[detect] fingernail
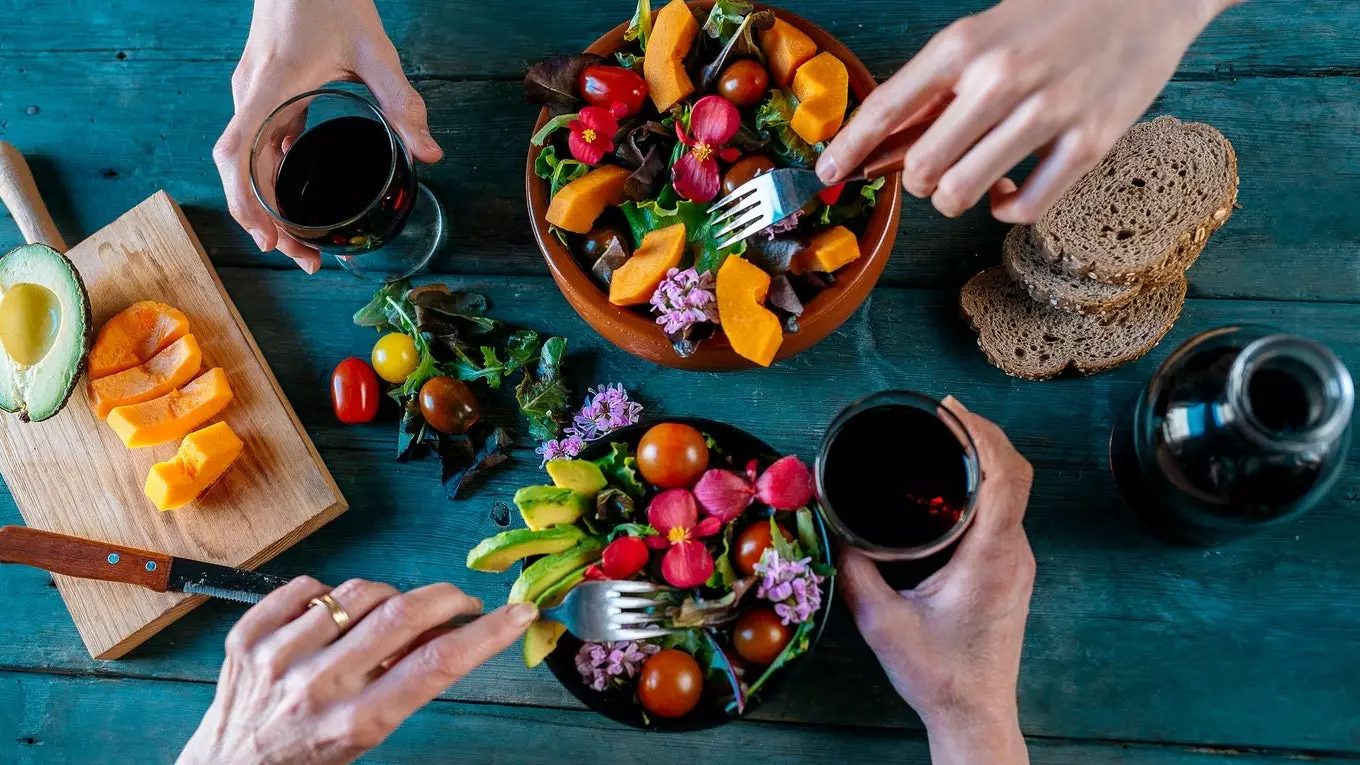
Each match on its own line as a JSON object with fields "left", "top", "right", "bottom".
{"left": 816, "top": 155, "right": 839, "bottom": 184}
{"left": 942, "top": 395, "right": 968, "bottom": 412}
{"left": 248, "top": 229, "right": 269, "bottom": 252}
{"left": 303, "top": 258, "right": 320, "bottom": 275}
{"left": 420, "top": 129, "right": 443, "bottom": 157}
{"left": 510, "top": 603, "right": 538, "bottom": 627}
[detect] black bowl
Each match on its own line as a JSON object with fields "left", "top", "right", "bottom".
{"left": 528, "top": 417, "right": 835, "bottom": 732}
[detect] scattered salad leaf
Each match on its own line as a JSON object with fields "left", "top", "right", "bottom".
{"left": 453, "top": 329, "right": 541, "bottom": 389}
{"left": 439, "top": 424, "right": 515, "bottom": 499}
{"left": 516, "top": 336, "right": 570, "bottom": 441}
{"left": 396, "top": 397, "right": 430, "bottom": 462}
{"left": 624, "top": 0, "right": 653, "bottom": 51}
{"left": 352, "top": 279, "right": 411, "bottom": 330}
{"left": 698, "top": 10, "right": 775, "bottom": 94}
{"left": 525, "top": 54, "right": 608, "bottom": 109}
{"left": 410, "top": 285, "right": 499, "bottom": 335}
{"left": 755, "top": 89, "right": 824, "bottom": 168}
{"left": 593, "top": 442, "right": 648, "bottom": 499}
{"left": 701, "top": 631, "right": 748, "bottom": 714}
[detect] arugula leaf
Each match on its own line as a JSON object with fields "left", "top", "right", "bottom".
{"left": 706, "top": 523, "right": 738, "bottom": 588}
{"left": 795, "top": 507, "right": 821, "bottom": 559}
{"left": 352, "top": 279, "right": 412, "bottom": 331}
{"left": 658, "top": 629, "right": 702, "bottom": 654}
{"left": 701, "top": 0, "right": 753, "bottom": 40}
{"left": 453, "top": 329, "right": 541, "bottom": 389}
{"left": 816, "top": 177, "right": 887, "bottom": 226}
{"left": 592, "top": 442, "right": 647, "bottom": 500}
{"left": 396, "top": 395, "right": 433, "bottom": 461}
{"left": 625, "top": 0, "right": 653, "bottom": 51}
{"left": 439, "top": 424, "right": 515, "bottom": 499}
{"left": 755, "top": 89, "right": 824, "bottom": 168}
{"left": 516, "top": 336, "right": 570, "bottom": 441}
{"left": 770, "top": 515, "right": 802, "bottom": 561}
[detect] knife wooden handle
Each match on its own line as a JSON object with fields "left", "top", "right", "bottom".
{"left": 0, "top": 142, "right": 67, "bottom": 250}
{"left": 0, "top": 526, "right": 172, "bottom": 592}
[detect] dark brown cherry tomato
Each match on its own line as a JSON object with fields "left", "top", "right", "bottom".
{"left": 579, "top": 225, "right": 630, "bottom": 263}
{"left": 638, "top": 649, "right": 704, "bottom": 719}
{"left": 577, "top": 65, "right": 649, "bottom": 117}
{"left": 331, "top": 357, "right": 380, "bottom": 424}
{"left": 418, "top": 376, "right": 481, "bottom": 435}
{"left": 733, "top": 607, "right": 792, "bottom": 666}
{"left": 721, "top": 155, "right": 777, "bottom": 197}
{"left": 717, "top": 59, "right": 770, "bottom": 108}
{"left": 637, "top": 422, "right": 709, "bottom": 488}
{"left": 734, "top": 521, "right": 793, "bottom": 576}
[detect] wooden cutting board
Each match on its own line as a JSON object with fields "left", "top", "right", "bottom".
{"left": 0, "top": 145, "right": 347, "bottom": 659}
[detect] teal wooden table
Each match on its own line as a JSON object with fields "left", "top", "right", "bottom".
{"left": 2, "top": 1, "right": 1359, "bottom": 762}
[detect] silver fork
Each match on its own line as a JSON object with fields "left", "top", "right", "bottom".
{"left": 538, "top": 580, "right": 678, "bottom": 642}
{"left": 709, "top": 121, "right": 933, "bottom": 250}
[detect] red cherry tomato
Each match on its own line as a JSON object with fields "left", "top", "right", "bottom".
{"left": 637, "top": 423, "right": 710, "bottom": 488}
{"left": 418, "top": 376, "right": 481, "bottom": 435}
{"left": 638, "top": 649, "right": 704, "bottom": 718}
{"left": 733, "top": 607, "right": 792, "bottom": 665}
{"left": 578, "top": 65, "right": 649, "bottom": 117}
{"left": 331, "top": 357, "right": 379, "bottom": 424}
{"left": 716, "top": 59, "right": 770, "bottom": 107}
{"left": 600, "top": 535, "right": 650, "bottom": 579}
{"left": 734, "top": 521, "right": 793, "bottom": 576}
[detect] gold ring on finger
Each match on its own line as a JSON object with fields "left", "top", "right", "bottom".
{"left": 308, "top": 593, "right": 352, "bottom": 634}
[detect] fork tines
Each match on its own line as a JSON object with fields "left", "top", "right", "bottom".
{"left": 709, "top": 179, "right": 776, "bottom": 251}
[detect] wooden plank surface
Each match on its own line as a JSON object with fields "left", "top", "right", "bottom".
{"left": 2, "top": 271, "right": 1360, "bottom": 752}
{"left": 7, "top": 673, "right": 1355, "bottom": 765}
{"left": 0, "top": 195, "right": 346, "bottom": 659}
{"left": 1, "top": 64, "right": 1356, "bottom": 302}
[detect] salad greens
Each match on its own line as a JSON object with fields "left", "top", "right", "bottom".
{"left": 754, "top": 89, "right": 824, "bottom": 168}
{"left": 515, "top": 336, "right": 570, "bottom": 442}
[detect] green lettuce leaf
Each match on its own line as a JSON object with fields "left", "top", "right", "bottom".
{"left": 592, "top": 442, "right": 647, "bottom": 499}
{"left": 755, "top": 89, "right": 824, "bottom": 168}
{"left": 616, "top": 51, "right": 644, "bottom": 72}
{"left": 701, "top": 0, "right": 753, "bottom": 40}
{"left": 515, "top": 336, "right": 570, "bottom": 441}
{"left": 625, "top": 0, "right": 653, "bottom": 51}
{"left": 816, "top": 177, "right": 887, "bottom": 226}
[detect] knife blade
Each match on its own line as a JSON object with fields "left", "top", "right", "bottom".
{"left": 0, "top": 525, "right": 292, "bottom": 604}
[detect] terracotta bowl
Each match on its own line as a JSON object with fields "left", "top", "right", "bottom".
{"left": 526, "top": 1, "right": 902, "bottom": 371}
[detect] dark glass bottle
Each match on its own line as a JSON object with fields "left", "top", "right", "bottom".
{"left": 1112, "top": 326, "right": 1354, "bottom": 545}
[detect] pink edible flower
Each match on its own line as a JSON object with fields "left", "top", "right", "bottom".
{"left": 753, "top": 547, "right": 825, "bottom": 626}
{"left": 755, "top": 455, "right": 814, "bottom": 510}
{"left": 646, "top": 489, "right": 723, "bottom": 588}
{"left": 569, "top": 383, "right": 643, "bottom": 441}
{"left": 568, "top": 106, "right": 620, "bottom": 165}
{"left": 672, "top": 95, "right": 743, "bottom": 202}
{"left": 693, "top": 467, "right": 755, "bottom": 522}
{"left": 536, "top": 434, "right": 584, "bottom": 464}
{"left": 650, "top": 267, "right": 719, "bottom": 335}
{"left": 575, "top": 640, "right": 660, "bottom": 692}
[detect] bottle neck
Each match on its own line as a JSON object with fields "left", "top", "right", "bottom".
{"left": 1220, "top": 334, "right": 1354, "bottom": 453}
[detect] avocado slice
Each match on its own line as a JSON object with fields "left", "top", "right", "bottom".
{"left": 523, "top": 564, "right": 590, "bottom": 668}
{"left": 0, "top": 245, "right": 92, "bottom": 423}
{"left": 514, "top": 485, "right": 592, "bottom": 531}
{"left": 509, "top": 536, "right": 604, "bottom": 604}
{"left": 465, "top": 525, "right": 586, "bottom": 573}
{"left": 546, "top": 458, "right": 608, "bottom": 496}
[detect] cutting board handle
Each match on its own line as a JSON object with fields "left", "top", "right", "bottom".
{"left": 0, "top": 141, "right": 67, "bottom": 250}
{"left": 0, "top": 526, "right": 172, "bottom": 592}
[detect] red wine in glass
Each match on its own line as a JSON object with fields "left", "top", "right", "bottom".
{"left": 815, "top": 391, "right": 981, "bottom": 563}
{"left": 274, "top": 115, "right": 416, "bottom": 251}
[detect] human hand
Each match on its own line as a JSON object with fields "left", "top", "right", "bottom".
{"left": 817, "top": 0, "right": 1240, "bottom": 223}
{"left": 177, "top": 577, "right": 535, "bottom": 765}
{"left": 213, "top": 0, "right": 443, "bottom": 273}
{"left": 839, "top": 396, "right": 1035, "bottom": 765}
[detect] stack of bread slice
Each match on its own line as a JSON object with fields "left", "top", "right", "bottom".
{"left": 961, "top": 116, "right": 1239, "bottom": 380}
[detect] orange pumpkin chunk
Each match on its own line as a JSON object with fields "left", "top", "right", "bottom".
{"left": 107, "top": 367, "right": 234, "bottom": 448}
{"left": 144, "top": 422, "right": 244, "bottom": 511}
{"left": 545, "top": 165, "right": 632, "bottom": 234}
{"left": 645, "top": 0, "right": 700, "bottom": 111}
{"left": 717, "top": 256, "right": 783, "bottom": 367}
{"left": 609, "top": 223, "right": 688, "bottom": 306}
{"left": 759, "top": 19, "right": 818, "bottom": 89}
{"left": 88, "top": 334, "right": 202, "bottom": 419}
{"left": 792, "top": 226, "right": 861, "bottom": 274}
{"left": 791, "top": 52, "right": 849, "bottom": 144}
{"left": 88, "top": 301, "right": 191, "bottom": 379}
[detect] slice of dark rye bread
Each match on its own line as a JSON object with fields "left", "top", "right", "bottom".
{"left": 960, "top": 267, "right": 1187, "bottom": 380}
{"left": 1034, "top": 116, "right": 1238, "bottom": 286}
{"left": 1003, "top": 224, "right": 1211, "bottom": 315}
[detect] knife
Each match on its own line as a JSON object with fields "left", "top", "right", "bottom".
{"left": 0, "top": 525, "right": 291, "bottom": 604}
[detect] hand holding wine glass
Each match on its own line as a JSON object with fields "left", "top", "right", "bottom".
{"left": 839, "top": 396, "right": 1035, "bottom": 765}
{"left": 213, "top": 0, "right": 443, "bottom": 273}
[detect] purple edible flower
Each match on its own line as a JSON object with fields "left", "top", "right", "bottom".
{"left": 536, "top": 434, "right": 584, "bottom": 463}
{"left": 752, "top": 547, "right": 825, "bottom": 626}
{"left": 759, "top": 209, "right": 802, "bottom": 239}
{"left": 568, "top": 383, "right": 644, "bottom": 442}
{"left": 575, "top": 640, "right": 661, "bottom": 692}
{"left": 649, "top": 267, "right": 719, "bottom": 336}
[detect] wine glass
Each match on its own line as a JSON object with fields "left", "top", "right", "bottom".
{"left": 249, "top": 87, "right": 445, "bottom": 282}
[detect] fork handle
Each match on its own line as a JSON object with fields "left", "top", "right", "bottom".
{"left": 855, "top": 121, "right": 935, "bottom": 182}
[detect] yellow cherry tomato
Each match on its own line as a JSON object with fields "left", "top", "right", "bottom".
{"left": 372, "top": 332, "right": 420, "bottom": 383}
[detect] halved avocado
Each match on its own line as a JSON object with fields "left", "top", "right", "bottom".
{"left": 0, "top": 245, "right": 92, "bottom": 423}
{"left": 465, "top": 525, "right": 586, "bottom": 573}
{"left": 524, "top": 564, "right": 590, "bottom": 668}
{"left": 514, "top": 485, "right": 592, "bottom": 530}
{"left": 546, "top": 458, "right": 607, "bottom": 496}
{"left": 508, "top": 536, "right": 604, "bottom": 604}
